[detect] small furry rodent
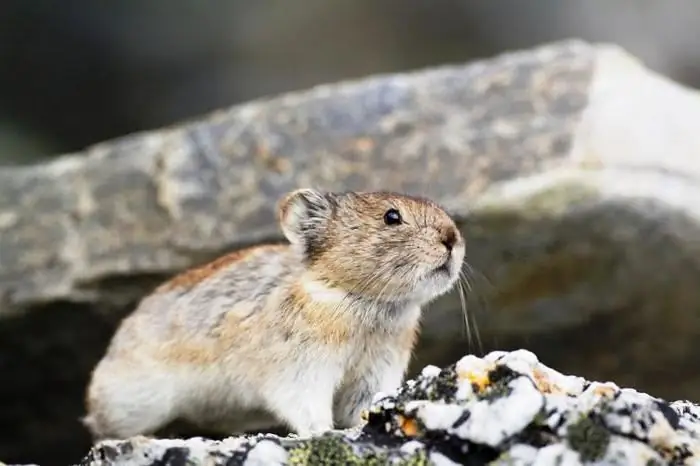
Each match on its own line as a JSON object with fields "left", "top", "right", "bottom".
{"left": 83, "top": 188, "right": 465, "bottom": 440}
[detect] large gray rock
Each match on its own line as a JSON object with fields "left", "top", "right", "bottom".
{"left": 0, "top": 38, "right": 596, "bottom": 312}
{"left": 77, "top": 350, "right": 700, "bottom": 465}
{"left": 2, "top": 40, "right": 700, "bottom": 464}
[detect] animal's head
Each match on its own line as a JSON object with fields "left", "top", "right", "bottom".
{"left": 277, "top": 188, "right": 465, "bottom": 305}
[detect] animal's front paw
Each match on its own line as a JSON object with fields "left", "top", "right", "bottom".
{"left": 294, "top": 423, "right": 333, "bottom": 439}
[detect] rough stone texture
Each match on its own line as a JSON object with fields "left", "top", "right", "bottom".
{"left": 76, "top": 350, "right": 700, "bottom": 465}
{"left": 3, "top": 39, "right": 700, "bottom": 465}
{"left": 0, "top": 39, "right": 596, "bottom": 312}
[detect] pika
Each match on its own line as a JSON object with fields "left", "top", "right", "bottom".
{"left": 83, "top": 189, "right": 465, "bottom": 440}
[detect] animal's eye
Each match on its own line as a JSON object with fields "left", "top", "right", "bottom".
{"left": 383, "top": 208, "right": 402, "bottom": 226}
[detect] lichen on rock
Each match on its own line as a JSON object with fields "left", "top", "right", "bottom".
{"left": 78, "top": 350, "right": 700, "bottom": 465}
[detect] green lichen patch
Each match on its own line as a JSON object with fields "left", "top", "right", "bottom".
{"left": 566, "top": 415, "right": 611, "bottom": 462}
{"left": 287, "top": 434, "right": 388, "bottom": 466}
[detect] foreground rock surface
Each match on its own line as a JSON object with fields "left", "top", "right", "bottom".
{"left": 4, "top": 39, "right": 700, "bottom": 465}
{"left": 78, "top": 350, "right": 700, "bottom": 466}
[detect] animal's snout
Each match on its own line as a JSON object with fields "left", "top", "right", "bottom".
{"left": 440, "top": 226, "right": 458, "bottom": 252}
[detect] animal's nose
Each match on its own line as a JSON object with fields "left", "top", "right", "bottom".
{"left": 440, "top": 226, "right": 458, "bottom": 252}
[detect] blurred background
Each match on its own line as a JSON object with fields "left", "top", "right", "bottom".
{"left": 2, "top": 0, "right": 700, "bottom": 166}
{"left": 2, "top": 1, "right": 700, "bottom": 465}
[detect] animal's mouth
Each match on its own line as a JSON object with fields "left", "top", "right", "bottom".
{"left": 432, "top": 259, "right": 452, "bottom": 275}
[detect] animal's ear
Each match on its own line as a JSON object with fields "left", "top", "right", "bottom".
{"left": 277, "top": 189, "right": 333, "bottom": 246}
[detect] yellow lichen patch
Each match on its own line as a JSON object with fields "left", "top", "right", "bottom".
{"left": 398, "top": 415, "right": 420, "bottom": 437}
{"left": 532, "top": 367, "right": 565, "bottom": 395}
{"left": 457, "top": 369, "right": 491, "bottom": 393}
{"left": 592, "top": 383, "right": 617, "bottom": 399}
{"left": 360, "top": 409, "right": 369, "bottom": 421}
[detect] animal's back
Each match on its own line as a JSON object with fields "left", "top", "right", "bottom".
{"left": 106, "top": 243, "right": 294, "bottom": 356}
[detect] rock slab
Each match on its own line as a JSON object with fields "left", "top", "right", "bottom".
{"left": 79, "top": 350, "right": 700, "bottom": 465}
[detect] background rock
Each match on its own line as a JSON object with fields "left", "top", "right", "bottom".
{"left": 3, "top": 1, "right": 700, "bottom": 165}
{"left": 2, "top": 40, "right": 700, "bottom": 465}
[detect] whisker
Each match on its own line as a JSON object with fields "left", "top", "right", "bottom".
{"left": 458, "top": 268, "right": 483, "bottom": 356}
{"left": 463, "top": 262, "right": 493, "bottom": 329}
{"left": 456, "top": 273, "right": 470, "bottom": 343}
{"left": 470, "top": 301, "right": 483, "bottom": 355}
{"left": 462, "top": 261, "right": 493, "bottom": 291}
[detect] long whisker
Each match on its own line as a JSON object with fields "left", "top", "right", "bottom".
{"left": 456, "top": 272, "right": 470, "bottom": 345}
{"left": 463, "top": 261, "right": 493, "bottom": 292}
{"left": 460, "top": 264, "right": 484, "bottom": 355}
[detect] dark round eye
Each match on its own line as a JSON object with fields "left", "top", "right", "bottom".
{"left": 383, "top": 208, "right": 402, "bottom": 226}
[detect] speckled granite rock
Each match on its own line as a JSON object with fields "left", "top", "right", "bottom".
{"left": 78, "top": 350, "right": 700, "bottom": 466}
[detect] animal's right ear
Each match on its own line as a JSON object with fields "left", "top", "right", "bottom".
{"left": 277, "top": 189, "right": 333, "bottom": 246}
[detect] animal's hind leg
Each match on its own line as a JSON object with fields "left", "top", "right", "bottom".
{"left": 84, "top": 364, "right": 178, "bottom": 440}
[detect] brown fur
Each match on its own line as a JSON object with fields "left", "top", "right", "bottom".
{"left": 284, "top": 281, "right": 354, "bottom": 345}
{"left": 157, "top": 244, "right": 287, "bottom": 292}
{"left": 83, "top": 189, "right": 466, "bottom": 440}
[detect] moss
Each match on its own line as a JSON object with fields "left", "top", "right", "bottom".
{"left": 287, "top": 435, "right": 388, "bottom": 466}
{"left": 565, "top": 416, "right": 611, "bottom": 462}
{"left": 531, "top": 410, "right": 549, "bottom": 426}
{"left": 285, "top": 433, "right": 433, "bottom": 465}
